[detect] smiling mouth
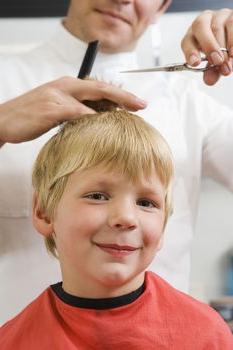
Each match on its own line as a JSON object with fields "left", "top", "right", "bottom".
{"left": 96, "top": 243, "right": 139, "bottom": 257}
{"left": 97, "top": 243, "right": 138, "bottom": 251}
{"left": 95, "top": 9, "right": 131, "bottom": 25}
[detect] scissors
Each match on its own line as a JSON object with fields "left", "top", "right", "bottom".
{"left": 121, "top": 48, "right": 229, "bottom": 73}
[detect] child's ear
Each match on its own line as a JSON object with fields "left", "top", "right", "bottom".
{"left": 32, "top": 193, "right": 54, "bottom": 237}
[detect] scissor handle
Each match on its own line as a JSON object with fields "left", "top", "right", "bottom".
{"left": 184, "top": 60, "right": 211, "bottom": 72}
{"left": 185, "top": 48, "right": 229, "bottom": 72}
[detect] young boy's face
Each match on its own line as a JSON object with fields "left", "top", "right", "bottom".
{"left": 36, "top": 166, "right": 166, "bottom": 297}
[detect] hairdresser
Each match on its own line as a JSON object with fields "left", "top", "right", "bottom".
{"left": 1, "top": 0, "right": 233, "bottom": 324}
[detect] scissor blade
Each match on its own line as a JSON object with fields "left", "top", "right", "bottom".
{"left": 121, "top": 66, "right": 169, "bottom": 73}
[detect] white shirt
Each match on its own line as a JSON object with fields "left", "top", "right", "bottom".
{"left": 0, "top": 23, "right": 233, "bottom": 324}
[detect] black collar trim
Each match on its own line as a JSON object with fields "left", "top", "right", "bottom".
{"left": 51, "top": 281, "right": 145, "bottom": 310}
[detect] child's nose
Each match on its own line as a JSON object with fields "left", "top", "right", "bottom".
{"left": 108, "top": 202, "right": 138, "bottom": 231}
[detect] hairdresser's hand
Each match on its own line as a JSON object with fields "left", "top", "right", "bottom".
{"left": 0, "top": 76, "right": 146, "bottom": 145}
{"left": 181, "top": 9, "right": 233, "bottom": 85}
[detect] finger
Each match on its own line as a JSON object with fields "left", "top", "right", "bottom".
{"left": 78, "top": 79, "right": 147, "bottom": 111}
{"left": 50, "top": 98, "right": 95, "bottom": 123}
{"left": 209, "top": 10, "right": 233, "bottom": 76}
{"left": 64, "top": 100, "right": 95, "bottom": 117}
{"left": 88, "top": 81, "right": 147, "bottom": 111}
{"left": 203, "top": 66, "right": 221, "bottom": 86}
{"left": 190, "top": 10, "right": 225, "bottom": 65}
{"left": 225, "top": 12, "right": 233, "bottom": 57}
{"left": 54, "top": 77, "right": 147, "bottom": 111}
{"left": 181, "top": 29, "right": 202, "bottom": 66}
{"left": 211, "top": 10, "right": 233, "bottom": 76}
{"left": 211, "top": 10, "right": 229, "bottom": 51}
{"left": 219, "top": 59, "right": 232, "bottom": 76}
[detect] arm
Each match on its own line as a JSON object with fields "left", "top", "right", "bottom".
{"left": 0, "top": 76, "right": 146, "bottom": 145}
{"left": 181, "top": 9, "right": 233, "bottom": 85}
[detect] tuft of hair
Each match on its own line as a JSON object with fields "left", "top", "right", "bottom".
{"left": 32, "top": 105, "right": 174, "bottom": 258}
{"left": 82, "top": 77, "right": 119, "bottom": 112}
{"left": 83, "top": 99, "right": 118, "bottom": 112}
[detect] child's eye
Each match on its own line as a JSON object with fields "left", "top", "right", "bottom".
{"left": 137, "top": 199, "right": 155, "bottom": 208}
{"left": 84, "top": 192, "right": 108, "bottom": 201}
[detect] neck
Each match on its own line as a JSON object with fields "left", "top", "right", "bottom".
{"left": 62, "top": 271, "right": 145, "bottom": 299}
{"left": 63, "top": 18, "right": 88, "bottom": 45}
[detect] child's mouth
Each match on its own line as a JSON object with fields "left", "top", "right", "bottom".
{"left": 96, "top": 243, "right": 139, "bottom": 257}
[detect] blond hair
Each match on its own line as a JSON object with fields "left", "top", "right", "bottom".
{"left": 32, "top": 109, "right": 173, "bottom": 257}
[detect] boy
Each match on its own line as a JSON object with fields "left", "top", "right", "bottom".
{"left": 0, "top": 105, "right": 232, "bottom": 349}
{"left": 1, "top": 4, "right": 233, "bottom": 321}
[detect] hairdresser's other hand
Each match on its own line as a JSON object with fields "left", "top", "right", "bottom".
{"left": 0, "top": 76, "right": 146, "bottom": 145}
{"left": 181, "top": 9, "right": 233, "bottom": 85}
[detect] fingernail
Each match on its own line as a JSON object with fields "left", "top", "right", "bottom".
{"left": 136, "top": 98, "right": 147, "bottom": 108}
{"left": 189, "top": 54, "right": 199, "bottom": 66}
{"left": 210, "top": 51, "right": 224, "bottom": 65}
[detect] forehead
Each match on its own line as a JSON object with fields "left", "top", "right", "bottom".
{"left": 66, "top": 165, "right": 165, "bottom": 194}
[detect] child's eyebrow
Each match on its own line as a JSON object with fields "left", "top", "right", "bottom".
{"left": 89, "top": 179, "right": 164, "bottom": 197}
{"left": 137, "top": 187, "right": 165, "bottom": 199}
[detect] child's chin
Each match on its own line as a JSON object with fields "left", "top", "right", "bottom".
{"left": 99, "top": 264, "right": 135, "bottom": 288}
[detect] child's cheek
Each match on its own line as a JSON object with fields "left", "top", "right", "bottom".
{"left": 142, "top": 220, "right": 164, "bottom": 248}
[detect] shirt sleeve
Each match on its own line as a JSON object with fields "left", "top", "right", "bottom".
{"left": 197, "top": 93, "right": 233, "bottom": 189}
{"left": 172, "top": 76, "right": 233, "bottom": 191}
